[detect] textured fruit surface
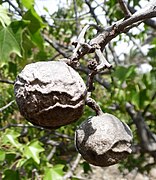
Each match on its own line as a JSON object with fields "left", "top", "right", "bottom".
{"left": 75, "top": 113, "right": 133, "bottom": 167}
{"left": 14, "top": 61, "right": 87, "bottom": 128}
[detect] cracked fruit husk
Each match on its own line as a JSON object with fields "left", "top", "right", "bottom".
{"left": 14, "top": 61, "right": 87, "bottom": 128}
{"left": 75, "top": 113, "right": 133, "bottom": 167}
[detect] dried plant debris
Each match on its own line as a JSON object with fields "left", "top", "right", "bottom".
{"left": 14, "top": 61, "right": 87, "bottom": 128}
{"left": 75, "top": 113, "right": 133, "bottom": 167}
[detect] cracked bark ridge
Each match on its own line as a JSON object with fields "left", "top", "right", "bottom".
{"left": 75, "top": 113, "right": 133, "bottom": 167}
{"left": 14, "top": 61, "right": 87, "bottom": 128}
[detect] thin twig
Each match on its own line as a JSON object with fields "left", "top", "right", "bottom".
{"left": 118, "top": 0, "right": 132, "bottom": 17}
{"left": 85, "top": 93, "right": 103, "bottom": 115}
{"left": 77, "top": 65, "right": 110, "bottom": 89}
{"left": 0, "top": 79, "right": 14, "bottom": 85}
{"left": 47, "top": 146, "right": 57, "bottom": 161}
{"left": 32, "top": 169, "right": 40, "bottom": 180}
{"left": 5, "top": 0, "right": 23, "bottom": 16}
{"left": 108, "top": 42, "right": 119, "bottom": 65}
{"left": 0, "top": 100, "right": 15, "bottom": 112}
{"left": 0, "top": 123, "right": 47, "bottom": 131}
{"left": 63, "top": 153, "right": 81, "bottom": 180}
{"left": 54, "top": 131, "right": 74, "bottom": 140}
{"left": 45, "top": 140, "right": 60, "bottom": 146}
{"left": 95, "top": 74, "right": 111, "bottom": 89}
{"left": 127, "top": 32, "right": 146, "bottom": 56}
{"left": 73, "top": 0, "right": 79, "bottom": 36}
{"left": 85, "top": 0, "right": 101, "bottom": 25}
{"left": 95, "top": 48, "right": 112, "bottom": 70}
{"left": 71, "top": 24, "right": 90, "bottom": 61}
{"left": 143, "top": 92, "right": 156, "bottom": 116}
{"left": 43, "top": 35, "right": 68, "bottom": 58}
{"left": 86, "top": 70, "right": 96, "bottom": 92}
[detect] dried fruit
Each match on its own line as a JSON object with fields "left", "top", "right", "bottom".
{"left": 75, "top": 113, "right": 133, "bottom": 167}
{"left": 14, "top": 61, "right": 87, "bottom": 128}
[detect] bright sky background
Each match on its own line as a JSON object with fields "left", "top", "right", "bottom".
{"left": 35, "top": 0, "right": 66, "bottom": 14}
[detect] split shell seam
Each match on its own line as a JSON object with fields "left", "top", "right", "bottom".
{"left": 14, "top": 61, "right": 87, "bottom": 128}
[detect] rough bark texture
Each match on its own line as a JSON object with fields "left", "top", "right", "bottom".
{"left": 14, "top": 61, "right": 87, "bottom": 128}
{"left": 75, "top": 113, "right": 133, "bottom": 167}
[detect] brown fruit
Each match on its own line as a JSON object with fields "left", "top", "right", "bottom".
{"left": 75, "top": 113, "right": 133, "bottom": 167}
{"left": 14, "top": 61, "right": 87, "bottom": 128}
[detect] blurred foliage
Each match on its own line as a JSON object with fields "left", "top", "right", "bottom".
{"left": 0, "top": 0, "right": 156, "bottom": 179}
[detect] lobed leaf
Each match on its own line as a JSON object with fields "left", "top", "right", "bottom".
{"left": 0, "top": 27, "right": 22, "bottom": 62}
{"left": 44, "top": 164, "right": 64, "bottom": 180}
{"left": 0, "top": 5, "right": 10, "bottom": 27}
{"left": 24, "top": 140, "right": 44, "bottom": 164}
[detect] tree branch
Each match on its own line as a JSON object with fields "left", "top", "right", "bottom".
{"left": 128, "top": 5, "right": 156, "bottom": 29}
{"left": 85, "top": 93, "right": 103, "bottom": 115}
{"left": 0, "top": 79, "right": 14, "bottom": 85}
{"left": 63, "top": 154, "right": 81, "bottom": 180}
{"left": 118, "top": 0, "right": 132, "bottom": 17}
{"left": 73, "top": 0, "right": 79, "bottom": 36}
{"left": 85, "top": 0, "right": 101, "bottom": 25}
{"left": 0, "top": 123, "right": 47, "bottom": 131}
{"left": 143, "top": 92, "right": 156, "bottom": 116}
{"left": 90, "top": 0, "right": 156, "bottom": 49}
{"left": 126, "top": 102, "right": 156, "bottom": 153}
{"left": 127, "top": 32, "right": 146, "bottom": 56}
{"left": 108, "top": 42, "right": 119, "bottom": 65}
{"left": 47, "top": 146, "right": 56, "bottom": 161}
{"left": 70, "top": 1, "right": 156, "bottom": 64}
{"left": 77, "top": 65, "right": 111, "bottom": 89}
{"left": 4, "top": 0, "right": 23, "bottom": 16}
{"left": 0, "top": 100, "right": 15, "bottom": 112}
{"left": 43, "top": 35, "right": 69, "bottom": 58}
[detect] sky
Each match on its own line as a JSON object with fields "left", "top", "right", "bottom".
{"left": 35, "top": 0, "right": 68, "bottom": 15}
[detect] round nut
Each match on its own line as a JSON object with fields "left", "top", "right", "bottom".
{"left": 75, "top": 113, "right": 133, "bottom": 167}
{"left": 14, "top": 61, "right": 87, "bottom": 128}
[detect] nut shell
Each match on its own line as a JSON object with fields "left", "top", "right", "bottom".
{"left": 14, "top": 61, "right": 87, "bottom": 128}
{"left": 75, "top": 113, "right": 133, "bottom": 167}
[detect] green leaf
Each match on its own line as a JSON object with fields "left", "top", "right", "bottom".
{"left": 5, "top": 153, "right": 16, "bottom": 164}
{"left": 0, "top": 149, "right": 5, "bottom": 161}
{"left": 30, "top": 29, "right": 44, "bottom": 49}
{"left": 139, "top": 89, "right": 148, "bottom": 109}
{"left": 9, "top": 61, "right": 17, "bottom": 76}
{"left": 44, "top": 165, "right": 64, "bottom": 180}
{"left": 0, "top": 5, "right": 11, "bottom": 27}
{"left": 24, "top": 140, "right": 44, "bottom": 164}
{"left": 113, "top": 65, "right": 136, "bottom": 84}
{"left": 142, "top": 73, "right": 152, "bottom": 89}
{"left": 3, "top": 129, "right": 22, "bottom": 149}
{"left": 23, "top": 8, "right": 44, "bottom": 34}
{"left": 3, "top": 169, "right": 20, "bottom": 180}
{"left": 9, "top": 20, "right": 29, "bottom": 56}
{"left": 16, "top": 158, "right": 28, "bottom": 168}
{"left": 23, "top": 8, "right": 45, "bottom": 48}
{"left": 81, "top": 162, "right": 92, "bottom": 174}
{"left": 10, "top": 20, "right": 30, "bottom": 33}
{"left": 21, "top": 0, "right": 34, "bottom": 9}
{"left": 0, "top": 27, "right": 22, "bottom": 62}
{"left": 133, "top": 0, "right": 139, "bottom": 6}
{"left": 148, "top": 47, "right": 156, "bottom": 58}
{"left": 130, "top": 87, "right": 140, "bottom": 109}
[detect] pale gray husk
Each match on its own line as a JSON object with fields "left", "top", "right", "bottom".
{"left": 75, "top": 113, "right": 133, "bottom": 167}
{"left": 14, "top": 61, "right": 87, "bottom": 128}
